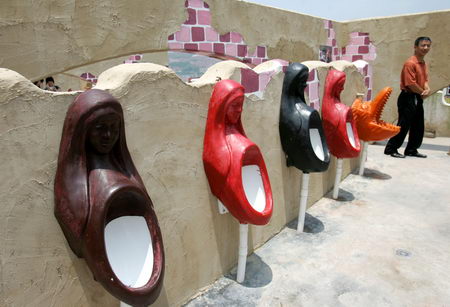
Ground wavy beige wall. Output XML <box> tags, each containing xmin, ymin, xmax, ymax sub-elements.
<box><xmin>0</xmin><ymin>61</ymin><xmax>362</xmax><ymax>306</ymax></box>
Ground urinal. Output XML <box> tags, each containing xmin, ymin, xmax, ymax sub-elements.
<box><xmin>322</xmin><ymin>69</ymin><xmax>361</xmax><ymax>159</ymax></box>
<box><xmin>322</xmin><ymin>70</ymin><xmax>361</xmax><ymax>199</ymax></box>
<box><xmin>54</xmin><ymin>89</ymin><xmax>164</xmax><ymax>306</ymax></box>
<box><xmin>351</xmin><ymin>87</ymin><xmax>400</xmax><ymax>142</ymax></box>
<box><xmin>280</xmin><ymin>62</ymin><xmax>330</xmax><ymax>173</ymax></box>
<box><xmin>203</xmin><ymin>79</ymin><xmax>273</xmax><ymax>283</ymax></box>
<box><xmin>203</xmin><ymin>79</ymin><xmax>273</xmax><ymax>225</ymax></box>
<box><xmin>351</xmin><ymin>87</ymin><xmax>400</xmax><ymax>175</ymax></box>
<box><xmin>279</xmin><ymin>63</ymin><xmax>330</xmax><ymax>232</ymax></box>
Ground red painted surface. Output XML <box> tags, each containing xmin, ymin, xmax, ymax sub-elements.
<box><xmin>203</xmin><ymin>80</ymin><xmax>273</xmax><ymax>225</ymax></box>
<box><xmin>54</xmin><ymin>90</ymin><xmax>164</xmax><ymax>306</ymax></box>
<box><xmin>322</xmin><ymin>70</ymin><xmax>361</xmax><ymax>158</ymax></box>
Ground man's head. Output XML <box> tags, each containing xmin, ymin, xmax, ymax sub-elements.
<box><xmin>46</xmin><ymin>76</ymin><xmax>55</xmax><ymax>87</ymax></box>
<box><xmin>414</xmin><ymin>37</ymin><xmax>432</xmax><ymax>58</ymax></box>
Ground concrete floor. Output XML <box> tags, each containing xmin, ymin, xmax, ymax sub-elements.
<box><xmin>184</xmin><ymin>137</ymin><xmax>450</xmax><ymax>307</ymax></box>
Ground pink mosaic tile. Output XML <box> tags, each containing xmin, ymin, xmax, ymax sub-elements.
<box><xmin>186</xmin><ymin>8</ymin><xmax>197</xmax><ymax>25</ymax></box>
<box><xmin>343</xmin><ymin>45</ymin><xmax>359</xmax><ymax>54</ymax></box>
<box><xmin>350</xmin><ymin>37</ymin><xmax>366</xmax><ymax>45</ymax></box>
<box><xmin>307</xmin><ymin>70</ymin><xmax>316</xmax><ymax>82</ymax></box>
<box><xmin>188</xmin><ymin>0</ymin><xmax>204</xmax><ymax>8</ymax></box>
<box><xmin>350</xmin><ymin>32</ymin><xmax>360</xmax><ymax>38</ymax></box>
<box><xmin>367</xmin><ymin>89</ymin><xmax>372</xmax><ymax>100</ymax></box>
<box><xmin>329</xmin><ymin>28</ymin><xmax>336</xmax><ymax>38</ymax></box>
<box><xmin>237</xmin><ymin>45</ymin><xmax>247</xmax><ymax>57</ymax></box>
<box><xmin>341</xmin><ymin>55</ymin><xmax>352</xmax><ymax>61</ymax></box>
<box><xmin>197</xmin><ymin>10</ymin><xmax>211</xmax><ymax>25</ymax></box>
<box><xmin>333</xmin><ymin>47</ymin><xmax>339</xmax><ymax>55</ymax></box>
<box><xmin>241</xmin><ymin>69</ymin><xmax>259</xmax><ymax>93</ymax></box>
<box><xmin>358</xmin><ymin>32</ymin><xmax>369</xmax><ymax>36</ymax></box>
<box><xmin>257</xmin><ymin>46</ymin><xmax>266</xmax><ymax>58</ymax></box>
<box><xmin>205</xmin><ymin>27</ymin><xmax>218</xmax><ymax>41</ymax></box>
<box><xmin>259</xmin><ymin>72</ymin><xmax>271</xmax><ymax>92</ymax></box>
<box><xmin>204</xmin><ymin>2</ymin><xmax>209</xmax><ymax>8</ymax></box>
<box><xmin>331</xmin><ymin>39</ymin><xmax>336</xmax><ymax>47</ymax></box>
<box><xmin>308</xmin><ymin>82</ymin><xmax>319</xmax><ymax>101</ymax></box>
<box><xmin>168</xmin><ymin>34</ymin><xmax>175</xmax><ymax>40</ymax></box>
<box><xmin>168</xmin><ymin>42</ymin><xmax>184</xmax><ymax>49</ymax></box>
<box><xmin>219</xmin><ymin>33</ymin><xmax>230</xmax><ymax>42</ymax></box>
<box><xmin>231</xmin><ymin>32</ymin><xmax>243</xmax><ymax>43</ymax></box>
<box><xmin>225</xmin><ymin>44</ymin><xmax>238</xmax><ymax>57</ymax></box>
<box><xmin>199</xmin><ymin>43</ymin><xmax>213</xmax><ymax>52</ymax></box>
<box><xmin>184</xmin><ymin>43</ymin><xmax>199</xmax><ymax>51</ymax></box>
<box><xmin>352</xmin><ymin>55</ymin><xmax>363</xmax><ymax>61</ymax></box>
<box><xmin>213</xmin><ymin>43</ymin><xmax>225</xmax><ymax>55</ymax></box>
<box><xmin>175</xmin><ymin>26</ymin><xmax>191</xmax><ymax>42</ymax></box>
<box><xmin>364</xmin><ymin>77</ymin><xmax>370</xmax><ymax>88</ymax></box>
<box><xmin>364</xmin><ymin>37</ymin><xmax>370</xmax><ymax>45</ymax></box>
<box><xmin>324</xmin><ymin>20</ymin><xmax>332</xmax><ymax>29</ymax></box>
<box><xmin>251</xmin><ymin>58</ymin><xmax>263</xmax><ymax>65</ymax></box>
<box><xmin>192</xmin><ymin>27</ymin><xmax>205</xmax><ymax>41</ymax></box>
<box><xmin>358</xmin><ymin>46</ymin><xmax>369</xmax><ymax>54</ymax></box>
<box><xmin>363</xmin><ymin>65</ymin><xmax>368</xmax><ymax>75</ymax></box>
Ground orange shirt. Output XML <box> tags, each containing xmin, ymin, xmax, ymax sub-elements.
<box><xmin>400</xmin><ymin>55</ymin><xmax>428</xmax><ymax>91</ymax></box>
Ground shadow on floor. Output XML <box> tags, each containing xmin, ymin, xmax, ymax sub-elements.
<box><xmin>286</xmin><ymin>213</ymin><xmax>325</xmax><ymax>234</ymax></box>
<box><xmin>226</xmin><ymin>254</ymin><xmax>273</xmax><ymax>288</ymax></box>
<box><xmin>325</xmin><ymin>188</ymin><xmax>355</xmax><ymax>202</ymax></box>
<box><xmin>360</xmin><ymin>167</ymin><xmax>392</xmax><ymax>180</ymax></box>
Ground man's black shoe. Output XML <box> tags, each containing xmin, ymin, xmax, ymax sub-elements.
<box><xmin>405</xmin><ymin>151</ymin><xmax>427</xmax><ymax>158</ymax></box>
<box><xmin>390</xmin><ymin>152</ymin><xmax>405</xmax><ymax>158</ymax></box>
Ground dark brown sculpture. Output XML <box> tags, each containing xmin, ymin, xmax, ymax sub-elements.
<box><xmin>54</xmin><ymin>89</ymin><xmax>164</xmax><ymax>306</ymax></box>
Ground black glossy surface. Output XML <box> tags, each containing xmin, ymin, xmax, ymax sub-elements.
<box><xmin>279</xmin><ymin>63</ymin><xmax>330</xmax><ymax>173</ymax></box>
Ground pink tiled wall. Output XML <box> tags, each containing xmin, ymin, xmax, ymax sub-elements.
<box><xmin>323</xmin><ymin>21</ymin><xmax>376</xmax><ymax>100</ymax></box>
<box><xmin>305</xmin><ymin>69</ymin><xmax>320</xmax><ymax>110</ymax></box>
<box><xmin>168</xmin><ymin>0</ymin><xmax>268</xmax><ymax>67</ymax></box>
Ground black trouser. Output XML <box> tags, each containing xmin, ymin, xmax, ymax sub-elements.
<box><xmin>385</xmin><ymin>91</ymin><xmax>424</xmax><ymax>154</ymax></box>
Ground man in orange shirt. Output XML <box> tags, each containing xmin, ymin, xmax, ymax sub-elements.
<box><xmin>384</xmin><ymin>37</ymin><xmax>431</xmax><ymax>158</ymax></box>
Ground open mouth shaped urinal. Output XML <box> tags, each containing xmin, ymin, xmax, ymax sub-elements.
<box><xmin>280</xmin><ymin>62</ymin><xmax>330</xmax><ymax>173</ymax></box>
<box><xmin>322</xmin><ymin>69</ymin><xmax>361</xmax><ymax>159</ymax></box>
<box><xmin>203</xmin><ymin>79</ymin><xmax>273</xmax><ymax>225</ymax></box>
<box><xmin>54</xmin><ymin>89</ymin><xmax>164</xmax><ymax>306</ymax></box>
<box><xmin>351</xmin><ymin>87</ymin><xmax>400</xmax><ymax>142</ymax></box>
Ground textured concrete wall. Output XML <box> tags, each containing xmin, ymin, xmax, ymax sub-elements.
<box><xmin>0</xmin><ymin>61</ymin><xmax>362</xmax><ymax>306</ymax></box>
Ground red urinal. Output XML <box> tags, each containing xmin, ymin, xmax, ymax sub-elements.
<box><xmin>54</xmin><ymin>89</ymin><xmax>164</xmax><ymax>306</ymax></box>
<box><xmin>322</xmin><ymin>70</ymin><xmax>361</xmax><ymax>158</ymax></box>
<box><xmin>203</xmin><ymin>80</ymin><xmax>273</xmax><ymax>225</ymax></box>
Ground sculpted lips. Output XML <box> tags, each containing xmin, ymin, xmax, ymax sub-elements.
<box><xmin>352</xmin><ymin>87</ymin><xmax>400</xmax><ymax>141</ymax></box>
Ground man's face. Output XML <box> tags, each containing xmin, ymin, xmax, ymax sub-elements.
<box><xmin>415</xmin><ymin>40</ymin><xmax>431</xmax><ymax>57</ymax></box>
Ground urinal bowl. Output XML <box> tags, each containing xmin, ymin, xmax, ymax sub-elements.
<box><xmin>221</xmin><ymin>144</ymin><xmax>273</xmax><ymax>225</ymax></box>
<box><xmin>83</xmin><ymin>170</ymin><xmax>164</xmax><ymax>307</ymax></box>
<box><xmin>288</xmin><ymin>106</ymin><xmax>330</xmax><ymax>173</ymax></box>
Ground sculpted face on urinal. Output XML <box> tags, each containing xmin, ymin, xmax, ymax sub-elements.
<box><xmin>54</xmin><ymin>89</ymin><xmax>164</xmax><ymax>306</ymax></box>
<box><xmin>87</xmin><ymin>112</ymin><xmax>120</xmax><ymax>155</ymax></box>
<box><xmin>203</xmin><ymin>80</ymin><xmax>273</xmax><ymax>225</ymax></box>
<box><xmin>279</xmin><ymin>63</ymin><xmax>330</xmax><ymax>173</ymax></box>
<box><xmin>322</xmin><ymin>69</ymin><xmax>361</xmax><ymax>158</ymax></box>
<box><xmin>351</xmin><ymin>87</ymin><xmax>401</xmax><ymax>141</ymax></box>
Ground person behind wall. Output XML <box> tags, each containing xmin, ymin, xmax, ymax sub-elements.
<box><xmin>45</xmin><ymin>76</ymin><xmax>60</xmax><ymax>92</ymax></box>
<box><xmin>384</xmin><ymin>36</ymin><xmax>432</xmax><ymax>158</ymax></box>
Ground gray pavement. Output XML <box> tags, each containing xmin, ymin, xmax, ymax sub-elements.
<box><xmin>184</xmin><ymin>137</ymin><xmax>450</xmax><ymax>307</ymax></box>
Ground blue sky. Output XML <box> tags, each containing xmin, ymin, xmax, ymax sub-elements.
<box><xmin>243</xmin><ymin>0</ymin><xmax>450</xmax><ymax>21</ymax></box>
